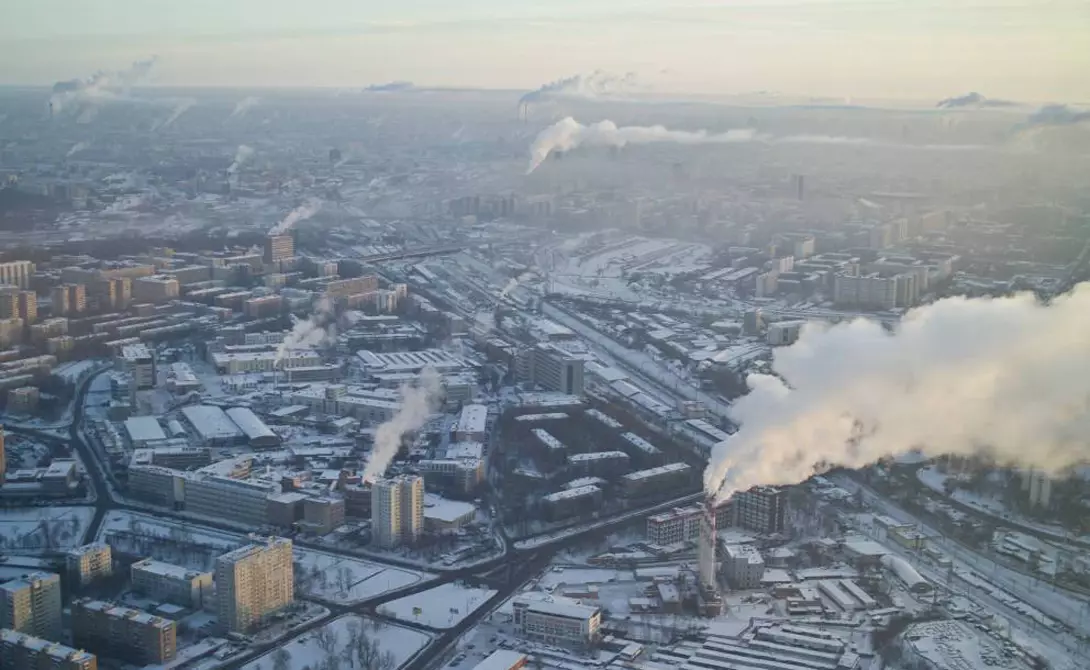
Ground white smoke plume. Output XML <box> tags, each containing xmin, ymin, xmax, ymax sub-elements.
<box><xmin>520</xmin><ymin>71</ymin><xmax>638</xmax><ymax>107</ymax></box>
<box><xmin>704</xmin><ymin>284</ymin><xmax>1090</xmax><ymax>504</ymax></box>
<box><xmin>153</xmin><ymin>98</ymin><xmax>195</xmax><ymax>130</ymax></box>
<box><xmin>275</xmin><ymin>296</ymin><xmax>336</xmax><ymax>366</ymax></box>
<box><xmin>500</xmin><ymin>272</ymin><xmax>535</xmax><ymax>300</ymax></box>
<box><xmin>66</xmin><ymin>141</ymin><xmax>89</xmax><ymax>158</ymax></box>
<box><xmin>227</xmin><ymin>145</ymin><xmax>254</xmax><ymax>175</ymax></box>
<box><xmin>230</xmin><ymin>96</ymin><xmax>260</xmax><ymax>119</ymax></box>
<box><xmin>269</xmin><ymin>199</ymin><xmax>322</xmax><ymax>236</ymax></box>
<box><xmin>50</xmin><ymin>56</ymin><xmax>158</xmax><ymax>116</ymax></box>
<box><xmin>526</xmin><ymin>117</ymin><xmax>993</xmax><ymax>173</ymax></box>
<box><xmin>362</xmin><ymin>367</ymin><xmax>443</xmax><ymax>481</ymax></box>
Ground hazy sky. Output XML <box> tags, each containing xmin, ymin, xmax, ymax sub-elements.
<box><xmin>2</xmin><ymin>0</ymin><xmax>1087</xmax><ymax>101</ymax></box>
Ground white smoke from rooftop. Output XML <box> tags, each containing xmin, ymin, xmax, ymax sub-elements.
<box><xmin>275</xmin><ymin>296</ymin><xmax>336</xmax><ymax>366</ymax></box>
<box><xmin>363</xmin><ymin>367</ymin><xmax>443</xmax><ymax>481</ymax></box>
<box><xmin>227</xmin><ymin>145</ymin><xmax>254</xmax><ymax>175</ymax></box>
<box><xmin>499</xmin><ymin>272</ymin><xmax>535</xmax><ymax>300</ymax></box>
<box><xmin>230</xmin><ymin>96</ymin><xmax>260</xmax><ymax>119</ymax></box>
<box><xmin>526</xmin><ymin>117</ymin><xmax>994</xmax><ymax>174</ymax></box>
<box><xmin>269</xmin><ymin>199</ymin><xmax>322</xmax><ymax>236</ymax></box>
<box><xmin>66</xmin><ymin>141</ymin><xmax>89</xmax><ymax>158</ymax></box>
<box><xmin>704</xmin><ymin>284</ymin><xmax>1090</xmax><ymax>504</ymax></box>
<box><xmin>520</xmin><ymin>71</ymin><xmax>638</xmax><ymax>107</ymax></box>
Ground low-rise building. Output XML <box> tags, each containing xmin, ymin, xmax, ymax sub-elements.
<box><xmin>130</xmin><ymin>559</ymin><xmax>213</xmax><ymax>609</ymax></box>
<box><xmin>511</xmin><ymin>595</ymin><xmax>601</xmax><ymax>649</ymax></box>
<box><xmin>722</xmin><ymin>544</ymin><xmax>765</xmax><ymax>589</ymax></box>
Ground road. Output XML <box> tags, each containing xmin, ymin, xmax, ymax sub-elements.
<box><xmin>8</xmin><ymin>367</ymin><xmax>706</xmax><ymax>670</ymax></box>
<box><xmin>541</xmin><ymin>301</ymin><xmax>734</xmax><ymax>421</ymax></box>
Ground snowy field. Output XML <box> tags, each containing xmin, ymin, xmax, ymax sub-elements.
<box><xmin>379</xmin><ymin>583</ymin><xmax>497</xmax><ymax>629</ymax></box>
<box><xmin>296</xmin><ymin>551</ymin><xmax>430</xmax><ymax>605</ymax></box>
<box><xmin>240</xmin><ymin>615</ymin><xmax>432</xmax><ymax>670</ymax></box>
<box><xmin>0</xmin><ymin>506</ymin><xmax>94</xmax><ymax>554</ymax></box>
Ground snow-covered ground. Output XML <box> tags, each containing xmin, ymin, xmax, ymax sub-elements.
<box><xmin>379</xmin><ymin>583</ymin><xmax>497</xmax><ymax>629</ymax></box>
<box><xmin>97</xmin><ymin>510</ymin><xmax>431</xmax><ymax>603</ymax></box>
<box><xmin>0</xmin><ymin>506</ymin><xmax>94</xmax><ymax>554</ymax></box>
<box><xmin>239</xmin><ymin>615</ymin><xmax>432</xmax><ymax>670</ymax></box>
<box><xmin>295</xmin><ymin>551</ymin><xmax>430</xmax><ymax>605</ymax></box>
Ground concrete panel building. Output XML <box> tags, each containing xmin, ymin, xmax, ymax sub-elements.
<box><xmin>371</xmin><ymin>475</ymin><xmax>424</xmax><ymax>548</ymax></box>
<box><xmin>215</xmin><ymin>537</ymin><xmax>294</xmax><ymax>633</ymax></box>
<box><xmin>71</xmin><ymin>599</ymin><xmax>176</xmax><ymax>665</ymax></box>
<box><xmin>130</xmin><ymin>559</ymin><xmax>213</xmax><ymax>609</ymax></box>
<box><xmin>0</xmin><ymin>572</ymin><xmax>62</xmax><ymax>641</ymax></box>
<box><xmin>0</xmin><ymin>629</ymin><xmax>97</xmax><ymax>670</ymax></box>
<box><xmin>66</xmin><ymin>543</ymin><xmax>113</xmax><ymax>587</ymax></box>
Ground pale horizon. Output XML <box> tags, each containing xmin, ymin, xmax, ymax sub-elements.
<box><xmin>2</xmin><ymin>0</ymin><xmax>1088</xmax><ymax>103</ymax></box>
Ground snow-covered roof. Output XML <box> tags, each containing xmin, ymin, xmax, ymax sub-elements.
<box><xmin>422</xmin><ymin>494</ymin><xmax>476</xmax><ymax>523</ymax></box>
<box><xmin>621</xmin><ymin>432</ymin><xmax>661</xmax><ymax>455</ymax></box>
<box><xmin>225</xmin><ymin>406</ymin><xmax>277</xmax><ymax>441</ymax></box>
<box><xmin>568</xmin><ymin>451</ymin><xmax>628</xmax><ymax>463</ymax></box>
<box><xmin>471</xmin><ymin>650</ymin><xmax>528</xmax><ymax>670</ymax></box>
<box><xmin>455</xmin><ymin>404</ymin><xmax>488</xmax><ymax>435</ymax></box>
<box><xmin>543</xmin><ymin>485</ymin><xmax>600</xmax><ymax>502</ymax></box>
<box><xmin>622</xmin><ymin>462</ymin><xmax>690</xmax><ymax>482</ymax></box>
<box><xmin>125</xmin><ymin>416</ymin><xmax>167</xmax><ymax>443</ymax></box>
<box><xmin>181</xmin><ymin>405</ymin><xmax>244</xmax><ymax>441</ymax></box>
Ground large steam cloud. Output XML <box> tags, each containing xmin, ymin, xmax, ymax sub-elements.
<box><xmin>230</xmin><ymin>96</ymin><xmax>260</xmax><ymax>119</ymax></box>
<box><xmin>526</xmin><ymin>117</ymin><xmax>992</xmax><ymax>173</ymax></box>
<box><xmin>49</xmin><ymin>57</ymin><xmax>158</xmax><ymax>116</ymax></box>
<box><xmin>520</xmin><ymin>71</ymin><xmax>638</xmax><ymax>107</ymax></box>
<box><xmin>704</xmin><ymin>284</ymin><xmax>1090</xmax><ymax>504</ymax></box>
<box><xmin>362</xmin><ymin>367</ymin><xmax>443</xmax><ymax>481</ymax></box>
<box><xmin>937</xmin><ymin>92</ymin><xmax>1016</xmax><ymax>109</ymax></box>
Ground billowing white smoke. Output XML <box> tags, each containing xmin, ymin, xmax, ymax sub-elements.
<box><xmin>526</xmin><ymin>117</ymin><xmax>993</xmax><ymax>173</ymax></box>
<box><xmin>66</xmin><ymin>141</ymin><xmax>89</xmax><ymax>158</ymax></box>
<box><xmin>704</xmin><ymin>284</ymin><xmax>1090</xmax><ymax>504</ymax></box>
<box><xmin>50</xmin><ymin>57</ymin><xmax>157</xmax><ymax>116</ymax></box>
<box><xmin>520</xmin><ymin>71</ymin><xmax>638</xmax><ymax>106</ymax></box>
<box><xmin>227</xmin><ymin>145</ymin><xmax>254</xmax><ymax>175</ymax></box>
<box><xmin>362</xmin><ymin>367</ymin><xmax>443</xmax><ymax>481</ymax></box>
<box><xmin>275</xmin><ymin>297</ymin><xmax>335</xmax><ymax>366</ymax></box>
<box><xmin>269</xmin><ymin>199</ymin><xmax>322</xmax><ymax>236</ymax></box>
<box><xmin>230</xmin><ymin>96</ymin><xmax>260</xmax><ymax>119</ymax></box>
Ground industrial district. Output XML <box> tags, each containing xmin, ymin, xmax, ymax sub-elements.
<box><xmin>0</xmin><ymin>67</ymin><xmax>1087</xmax><ymax>670</ymax></box>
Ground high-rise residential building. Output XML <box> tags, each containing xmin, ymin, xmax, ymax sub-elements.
<box><xmin>0</xmin><ymin>629</ymin><xmax>98</xmax><ymax>670</ymax></box>
<box><xmin>17</xmin><ymin>291</ymin><xmax>37</xmax><ymax>325</ymax></box>
<box><xmin>118</xmin><ymin>343</ymin><xmax>155</xmax><ymax>390</ymax></box>
<box><xmin>215</xmin><ymin>537</ymin><xmax>294</xmax><ymax>633</ymax></box>
<box><xmin>732</xmin><ymin>486</ymin><xmax>786</xmax><ymax>534</ymax></box>
<box><xmin>66</xmin><ymin>543</ymin><xmax>113</xmax><ymax>587</ymax></box>
<box><xmin>50</xmin><ymin>284</ymin><xmax>86</xmax><ymax>316</ymax></box>
<box><xmin>0</xmin><ymin>261</ymin><xmax>35</xmax><ymax>289</ymax></box>
<box><xmin>0</xmin><ymin>572</ymin><xmax>62</xmax><ymax>641</ymax></box>
<box><xmin>0</xmin><ymin>287</ymin><xmax>17</xmax><ymax>320</ymax></box>
<box><xmin>264</xmin><ymin>234</ymin><xmax>294</xmax><ymax>264</ymax></box>
<box><xmin>371</xmin><ymin>475</ymin><xmax>424</xmax><ymax>548</ymax></box>
<box><xmin>71</xmin><ymin>599</ymin><xmax>176</xmax><ymax>665</ymax></box>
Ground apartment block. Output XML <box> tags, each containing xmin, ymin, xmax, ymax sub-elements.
<box><xmin>733</xmin><ymin>486</ymin><xmax>787</xmax><ymax>534</ymax></box>
<box><xmin>0</xmin><ymin>261</ymin><xmax>35</xmax><ymax>289</ymax></box>
<box><xmin>132</xmin><ymin>275</ymin><xmax>180</xmax><ymax>303</ymax></box>
<box><xmin>0</xmin><ymin>629</ymin><xmax>97</xmax><ymax>670</ymax></box>
<box><xmin>371</xmin><ymin>475</ymin><xmax>424</xmax><ymax>548</ymax></box>
<box><xmin>71</xmin><ymin>599</ymin><xmax>176</xmax><ymax>665</ymax></box>
<box><xmin>215</xmin><ymin>537</ymin><xmax>294</xmax><ymax>633</ymax></box>
<box><xmin>66</xmin><ymin>543</ymin><xmax>113</xmax><ymax>587</ymax></box>
<box><xmin>118</xmin><ymin>343</ymin><xmax>155</xmax><ymax>390</ymax></box>
<box><xmin>0</xmin><ymin>572</ymin><xmax>62</xmax><ymax>641</ymax></box>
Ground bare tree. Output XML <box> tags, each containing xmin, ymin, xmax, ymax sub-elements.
<box><xmin>272</xmin><ymin>647</ymin><xmax>292</xmax><ymax>670</ymax></box>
